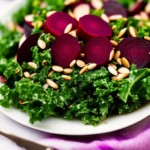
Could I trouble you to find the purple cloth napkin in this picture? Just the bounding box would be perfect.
[37,115,150,150]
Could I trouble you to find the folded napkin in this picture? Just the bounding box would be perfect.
[0,112,150,150]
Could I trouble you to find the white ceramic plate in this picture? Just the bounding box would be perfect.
[0,0,150,135]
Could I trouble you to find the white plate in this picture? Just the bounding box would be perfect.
[0,0,150,135]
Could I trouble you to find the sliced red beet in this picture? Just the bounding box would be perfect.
[116,37,150,69]
[17,33,41,65]
[83,36,112,67]
[24,23,33,38]
[102,1,127,17]
[77,14,112,42]
[44,12,77,37]
[51,34,82,68]
[24,14,34,28]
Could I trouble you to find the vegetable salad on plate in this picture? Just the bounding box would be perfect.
[0,0,150,126]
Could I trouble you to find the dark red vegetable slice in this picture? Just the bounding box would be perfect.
[17,33,41,65]
[44,12,78,37]
[24,23,33,38]
[83,36,112,67]
[51,34,82,68]
[77,14,112,42]
[102,1,127,17]
[116,37,150,69]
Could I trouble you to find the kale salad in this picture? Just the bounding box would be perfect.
[0,0,150,126]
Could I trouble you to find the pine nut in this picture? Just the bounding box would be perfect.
[118,67,129,74]
[24,72,30,77]
[140,11,149,20]
[47,37,51,42]
[145,2,150,13]
[48,71,54,77]
[117,58,122,65]
[42,60,47,66]
[121,57,130,68]
[70,60,76,67]
[52,65,63,72]
[62,75,71,80]
[30,73,37,78]
[109,63,117,70]
[76,60,86,68]
[32,21,43,28]
[8,21,15,31]
[43,83,49,89]
[110,40,118,46]
[68,9,75,18]
[144,36,150,41]
[63,68,73,74]
[38,39,46,49]
[133,14,142,20]
[69,30,76,37]
[109,50,115,61]
[109,15,123,21]
[46,79,58,89]
[64,23,72,33]
[25,14,34,22]
[80,53,85,58]
[79,66,88,74]
[129,26,137,37]
[88,63,97,70]
[117,73,129,80]
[112,25,117,30]
[91,0,103,10]
[101,13,109,23]
[28,62,38,69]
[114,51,121,61]
[118,27,127,38]
[64,0,76,6]
[108,64,118,76]
[112,76,117,81]
[46,11,56,17]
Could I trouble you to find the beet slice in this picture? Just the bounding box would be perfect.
[24,23,33,38]
[17,33,41,65]
[44,12,78,37]
[116,37,150,69]
[102,1,127,17]
[51,34,82,68]
[77,14,112,42]
[83,36,112,67]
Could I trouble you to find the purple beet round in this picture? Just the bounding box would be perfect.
[17,33,41,65]
[116,37,150,69]
[77,14,112,42]
[24,23,33,38]
[44,12,78,37]
[83,36,112,67]
[102,1,127,17]
[51,34,82,68]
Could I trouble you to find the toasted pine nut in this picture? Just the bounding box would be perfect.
[109,63,117,70]
[64,0,76,6]
[47,37,51,42]
[30,73,37,78]
[121,57,130,68]
[63,68,73,74]
[79,66,88,74]
[129,26,137,37]
[114,51,121,61]
[76,60,86,68]
[25,14,34,22]
[62,75,71,80]
[112,76,117,81]
[117,58,122,65]
[109,15,123,21]
[24,71,30,78]
[46,11,56,17]
[88,63,97,70]
[91,0,103,10]
[144,36,150,41]
[112,25,117,30]
[28,62,38,69]
[118,28,127,38]
[8,21,15,31]
[42,60,47,66]
[108,64,118,76]
[101,13,109,23]
[140,11,149,20]
[43,83,49,89]
[68,9,75,18]
[69,30,76,37]
[110,40,118,46]
[46,79,58,89]
[64,23,72,33]
[80,53,85,58]
[48,71,54,77]
[70,60,76,67]
[145,2,150,14]
[109,50,115,61]
[118,67,129,74]
[38,39,46,49]
[52,65,63,72]
[117,73,129,80]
